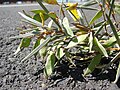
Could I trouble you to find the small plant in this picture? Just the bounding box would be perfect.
[11,0,120,83]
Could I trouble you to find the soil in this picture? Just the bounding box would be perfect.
[0,4,120,90]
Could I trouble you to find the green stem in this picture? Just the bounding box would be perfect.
[109,0,115,17]
[37,0,62,29]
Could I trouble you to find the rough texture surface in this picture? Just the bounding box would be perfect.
[0,4,120,90]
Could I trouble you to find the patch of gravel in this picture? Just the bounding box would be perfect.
[0,4,120,90]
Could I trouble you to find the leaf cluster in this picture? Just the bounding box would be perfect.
[11,0,120,83]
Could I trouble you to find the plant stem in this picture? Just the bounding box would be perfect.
[80,9,90,27]
[109,0,115,17]
[37,0,62,30]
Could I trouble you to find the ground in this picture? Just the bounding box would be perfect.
[0,3,120,90]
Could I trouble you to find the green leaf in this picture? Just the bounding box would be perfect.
[103,32,120,47]
[62,17,74,36]
[115,4,120,15]
[89,10,102,25]
[33,14,42,22]
[66,34,88,48]
[89,32,93,52]
[103,36,116,47]
[33,13,49,25]
[14,38,31,54]
[39,39,47,58]
[48,12,58,19]
[84,54,102,76]
[94,37,108,57]
[21,37,51,63]
[94,22,105,36]
[21,38,31,47]
[106,14,120,46]
[33,39,40,56]
[56,47,65,60]
[113,62,120,83]
[18,12,44,27]
[44,51,55,77]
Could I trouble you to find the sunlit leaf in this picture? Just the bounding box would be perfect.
[39,39,47,58]
[18,12,43,27]
[48,20,53,29]
[56,47,65,60]
[89,32,93,52]
[39,12,45,26]
[43,0,58,5]
[89,10,102,25]
[84,54,102,76]
[66,3,80,21]
[66,3,78,10]
[94,37,108,57]
[103,36,116,47]
[44,51,55,77]
[63,17,74,36]
[113,62,120,83]
[66,34,88,48]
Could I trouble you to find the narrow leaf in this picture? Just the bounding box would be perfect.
[18,12,43,27]
[44,51,55,77]
[56,47,65,60]
[84,54,102,76]
[63,17,74,36]
[89,32,93,52]
[103,36,116,47]
[77,6,98,11]
[21,37,51,63]
[94,37,108,57]
[106,14,120,46]
[33,39,40,56]
[39,39,47,58]
[89,10,102,25]
[48,20,53,29]
[66,3,80,21]
[66,34,88,48]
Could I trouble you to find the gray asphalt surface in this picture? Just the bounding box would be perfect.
[0,3,120,90]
